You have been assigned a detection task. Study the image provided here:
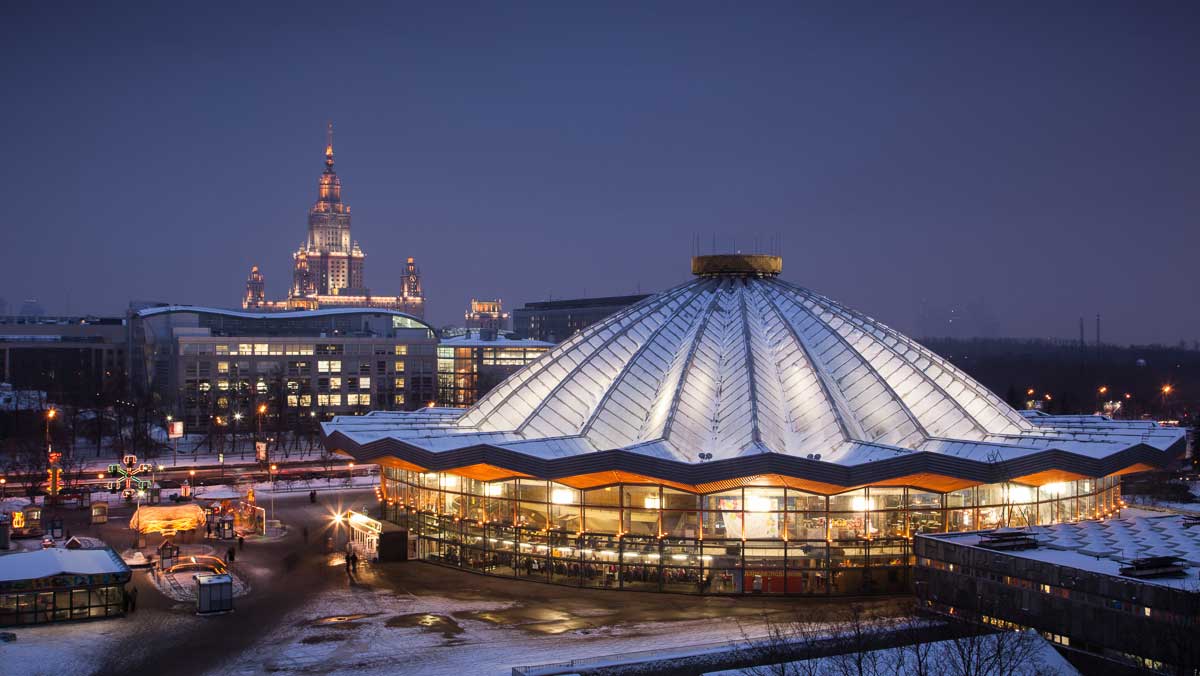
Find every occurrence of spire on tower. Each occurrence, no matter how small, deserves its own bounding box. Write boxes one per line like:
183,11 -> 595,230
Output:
324,120 -> 335,171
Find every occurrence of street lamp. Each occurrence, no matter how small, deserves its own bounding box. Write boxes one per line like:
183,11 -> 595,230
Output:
269,463 -> 278,523
0,477 -> 6,500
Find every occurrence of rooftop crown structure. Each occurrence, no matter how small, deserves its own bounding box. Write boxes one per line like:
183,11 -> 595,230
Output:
324,254 -> 1183,595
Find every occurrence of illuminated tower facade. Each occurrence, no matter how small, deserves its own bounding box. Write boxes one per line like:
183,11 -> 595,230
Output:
292,123 -> 366,297
242,123 -> 425,319
244,266 -> 266,306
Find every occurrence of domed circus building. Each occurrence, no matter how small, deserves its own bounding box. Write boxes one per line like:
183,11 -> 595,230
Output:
323,255 -> 1183,595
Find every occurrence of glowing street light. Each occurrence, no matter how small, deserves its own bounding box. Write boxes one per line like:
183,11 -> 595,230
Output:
233,412 -> 244,422
1097,386 -> 1108,395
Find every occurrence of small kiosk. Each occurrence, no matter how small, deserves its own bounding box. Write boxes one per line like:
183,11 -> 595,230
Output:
195,573 -> 233,615
158,540 -> 181,570
90,502 -> 109,525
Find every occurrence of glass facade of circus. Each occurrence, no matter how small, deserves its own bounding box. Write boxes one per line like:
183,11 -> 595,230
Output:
380,467 -> 1123,595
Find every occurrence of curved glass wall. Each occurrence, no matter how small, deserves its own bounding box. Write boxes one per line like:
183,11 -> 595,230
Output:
380,468 -> 1121,595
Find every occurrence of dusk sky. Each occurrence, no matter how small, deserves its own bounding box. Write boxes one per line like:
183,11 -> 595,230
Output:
2,2 -> 1197,344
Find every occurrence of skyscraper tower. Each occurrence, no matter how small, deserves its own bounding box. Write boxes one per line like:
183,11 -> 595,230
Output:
245,266 -> 266,307
242,123 -> 425,318
293,122 -> 366,297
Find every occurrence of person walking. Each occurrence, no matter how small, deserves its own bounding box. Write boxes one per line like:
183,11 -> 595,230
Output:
349,551 -> 358,573
206,520 -> 212,538
129,586 -> 138,612
238,535 -> 245,550
309,490 -> 317,504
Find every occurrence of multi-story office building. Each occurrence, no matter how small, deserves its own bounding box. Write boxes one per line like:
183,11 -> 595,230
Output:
916,516 -> 1200,673
436,330 -> 552,407
130,306 -> 437,432
241,124 -> 426,318
464,299 -> 508,332
0,315 -> 127,405
512,294 -> 649,342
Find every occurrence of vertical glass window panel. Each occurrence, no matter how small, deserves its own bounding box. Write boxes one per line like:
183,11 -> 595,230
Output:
703,490 -> 742,512
661,509 -> 699,538
829,489 -> 867,513
702,541 -> 742,593
787,542 -> 828,594
551,503 -> 580,533
976,483 -> 1007,507
517,501 -> 548,530
623,485 -> 660,510
869,487 -> 905,510
702,509 -> 739,539
661,488 -> 697,511
584,486 -> 621,507
517,480 -> 548,504
743,542 -> 786,593
623,509 -> 659,537
786,490 -> 826,513
945,487 -> 975,509
583,507 -> 621,534
743,487 -> 785,513
787,511 -> 828,541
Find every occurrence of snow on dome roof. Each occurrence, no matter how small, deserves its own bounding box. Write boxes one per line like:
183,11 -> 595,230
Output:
324,255 -> 1183,487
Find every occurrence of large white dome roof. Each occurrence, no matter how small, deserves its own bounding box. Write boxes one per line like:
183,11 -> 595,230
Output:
325,255 -> 1181,489
461,267 -> 1030,462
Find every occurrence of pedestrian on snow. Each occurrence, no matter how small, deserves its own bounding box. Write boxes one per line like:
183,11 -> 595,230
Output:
309,490 -> 317,504
227,547 -> 235,563
349,552 -> 358,573
206,521 -> 212,538
129,586 -> 138,612
238,535 -> 245,550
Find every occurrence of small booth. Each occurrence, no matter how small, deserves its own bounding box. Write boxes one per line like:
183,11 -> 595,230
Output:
157,540 -> 181,570
48,518 -> 64,540
9,504 -> 43,538
0,548 -> 131,626
234,502 -> 266,536
216,515 -> 235,540
345,510 -> 382,559
195,573 -> 233,615
90,502 -> 109,525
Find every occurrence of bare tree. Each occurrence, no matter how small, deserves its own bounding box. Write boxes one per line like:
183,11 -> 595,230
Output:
3,439 -> 48,498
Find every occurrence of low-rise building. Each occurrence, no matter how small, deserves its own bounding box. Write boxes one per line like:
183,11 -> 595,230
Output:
0,547 -> 131,626
915,514 -> 1200,673
436,330 -> 552,407
512,294 -> 649,342
464,299 -> 508,332
0,315 -> 127,406
129,306 -> 437,432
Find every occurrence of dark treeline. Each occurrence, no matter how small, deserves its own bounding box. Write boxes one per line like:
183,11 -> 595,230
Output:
922,337 -> 1200,423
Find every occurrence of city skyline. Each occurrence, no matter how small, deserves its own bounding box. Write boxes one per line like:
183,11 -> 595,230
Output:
2,2 -> 1198,344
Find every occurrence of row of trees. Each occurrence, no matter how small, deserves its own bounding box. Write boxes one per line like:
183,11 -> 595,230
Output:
739,606 -> 1067,676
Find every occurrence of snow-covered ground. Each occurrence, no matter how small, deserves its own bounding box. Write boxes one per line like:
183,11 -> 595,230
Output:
210,586 -> 777,676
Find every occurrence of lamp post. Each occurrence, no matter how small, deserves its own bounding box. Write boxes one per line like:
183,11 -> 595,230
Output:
1,477 -> 6,500
1161,384 -> 1173,417
233,412 -> 244,458
269,463 -> 278,523
257,403 -> 268,467
167,414 -> 177,467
